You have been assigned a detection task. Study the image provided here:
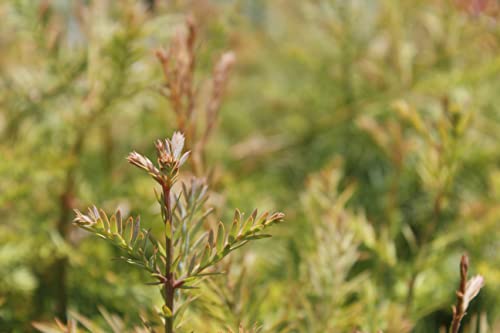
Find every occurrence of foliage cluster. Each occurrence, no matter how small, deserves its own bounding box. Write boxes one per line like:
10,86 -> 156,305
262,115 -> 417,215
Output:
0,1 -> 499,332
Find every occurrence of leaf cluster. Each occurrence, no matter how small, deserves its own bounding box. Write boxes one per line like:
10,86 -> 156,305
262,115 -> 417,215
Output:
73,132 -> 284,329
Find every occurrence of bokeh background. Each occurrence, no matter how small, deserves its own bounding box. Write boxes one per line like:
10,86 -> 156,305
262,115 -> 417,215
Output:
1,0 -> 499,332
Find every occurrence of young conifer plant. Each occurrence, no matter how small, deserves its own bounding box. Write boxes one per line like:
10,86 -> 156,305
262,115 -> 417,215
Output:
73,132 -> 284,333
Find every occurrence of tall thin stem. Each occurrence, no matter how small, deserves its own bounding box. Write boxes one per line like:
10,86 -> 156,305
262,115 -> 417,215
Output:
162,183 -> 174,333
43,129 -> 85,321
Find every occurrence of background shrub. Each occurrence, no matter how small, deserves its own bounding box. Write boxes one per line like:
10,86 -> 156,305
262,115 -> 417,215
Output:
0,1 -> 498,332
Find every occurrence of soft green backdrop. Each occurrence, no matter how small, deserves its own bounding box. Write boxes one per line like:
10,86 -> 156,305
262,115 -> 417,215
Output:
0,0 -> 499,332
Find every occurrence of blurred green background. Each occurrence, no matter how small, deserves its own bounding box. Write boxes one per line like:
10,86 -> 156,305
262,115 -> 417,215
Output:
1,0 -> 499,332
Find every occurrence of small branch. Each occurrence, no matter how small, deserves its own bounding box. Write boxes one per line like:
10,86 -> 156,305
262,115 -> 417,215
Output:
449,254 -> 484,333
405,271 -> 418,313
155,17 -> 234,178
450,255 -> 468,333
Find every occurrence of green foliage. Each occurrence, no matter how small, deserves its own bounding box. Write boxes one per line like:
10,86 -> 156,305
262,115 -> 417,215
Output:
74,132 -> 284,331
1,0 -> 499,332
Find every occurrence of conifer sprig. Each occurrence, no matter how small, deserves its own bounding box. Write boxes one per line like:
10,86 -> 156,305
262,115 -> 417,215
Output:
74,132 -> 284,332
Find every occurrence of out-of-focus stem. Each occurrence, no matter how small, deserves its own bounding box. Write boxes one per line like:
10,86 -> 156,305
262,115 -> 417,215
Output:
449,255 -> 468,333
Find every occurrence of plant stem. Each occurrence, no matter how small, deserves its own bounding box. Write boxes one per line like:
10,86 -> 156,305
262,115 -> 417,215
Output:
405,271 -> 418,313
38,130 -> 85,321
162,183 -> 174,333
449,255 -> 468,333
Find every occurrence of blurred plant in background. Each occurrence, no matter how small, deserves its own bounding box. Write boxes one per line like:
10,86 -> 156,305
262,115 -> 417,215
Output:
0,0 -> 156,328
293,163 -> 412,332
0,0 -> 499,332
